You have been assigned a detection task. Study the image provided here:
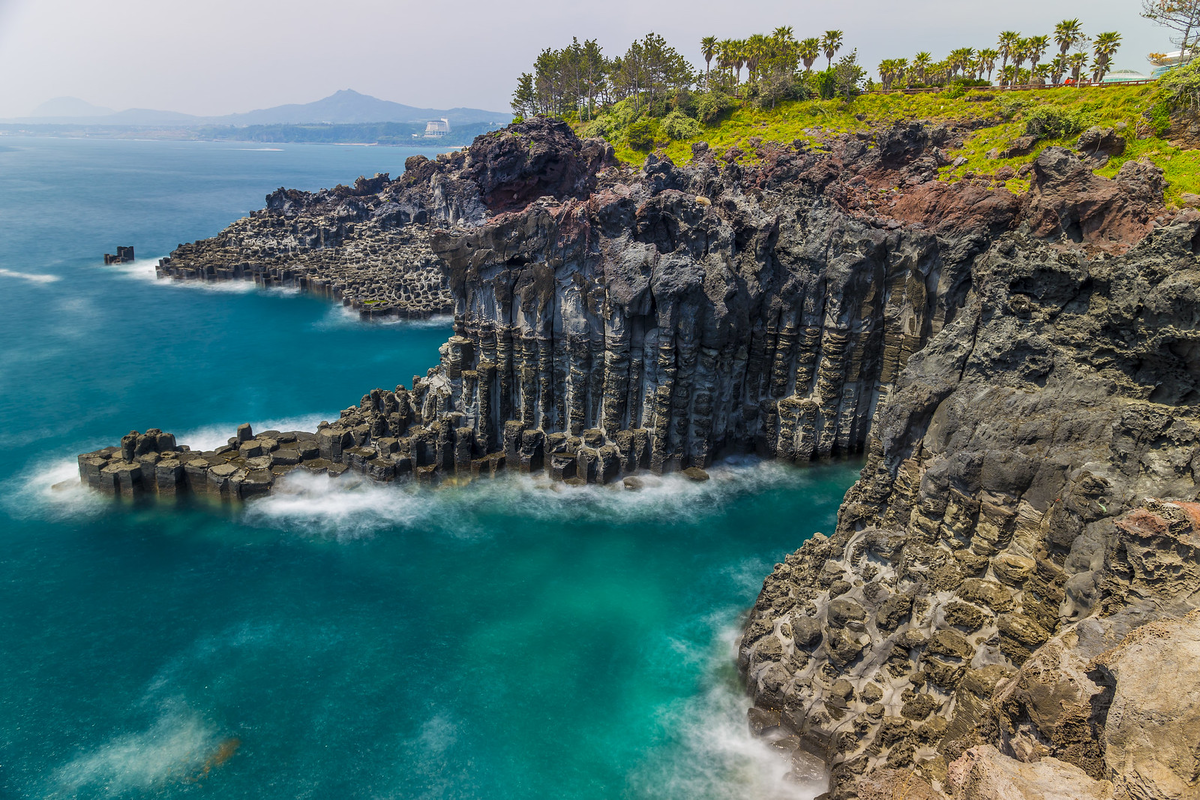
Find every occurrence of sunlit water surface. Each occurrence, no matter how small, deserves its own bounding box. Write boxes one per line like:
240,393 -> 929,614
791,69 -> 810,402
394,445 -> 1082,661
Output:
0,137 -> 859,799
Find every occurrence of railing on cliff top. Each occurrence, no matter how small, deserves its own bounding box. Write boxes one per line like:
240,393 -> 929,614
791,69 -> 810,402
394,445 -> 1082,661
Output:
868,79 -> 1156,95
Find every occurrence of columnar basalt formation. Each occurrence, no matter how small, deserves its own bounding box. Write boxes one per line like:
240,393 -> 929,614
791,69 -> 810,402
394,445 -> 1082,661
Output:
82,118 -> 1200,798
156,171 -> 457,318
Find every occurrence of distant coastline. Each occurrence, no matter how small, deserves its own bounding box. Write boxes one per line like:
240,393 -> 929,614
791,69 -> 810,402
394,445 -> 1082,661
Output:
0,121 -> 501,147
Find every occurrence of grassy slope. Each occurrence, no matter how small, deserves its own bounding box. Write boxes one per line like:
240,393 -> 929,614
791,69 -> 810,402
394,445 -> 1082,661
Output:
589,86 -> 1200,208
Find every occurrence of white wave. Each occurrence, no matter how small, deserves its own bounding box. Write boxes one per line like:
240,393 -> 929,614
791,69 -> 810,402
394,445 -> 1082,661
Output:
233,147 -> 283,151
240,456 -> 820,541
49,704 -> 221,796
311,304 -> 455,331
243,470 -> 462,541
105,257 -> 258,293
1,455 -> 107,521
0,267 -> 60,283
628,621 -> 828,800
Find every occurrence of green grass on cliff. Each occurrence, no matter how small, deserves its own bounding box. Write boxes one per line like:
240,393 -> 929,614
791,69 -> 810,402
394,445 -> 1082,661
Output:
583,84 -> 1200,208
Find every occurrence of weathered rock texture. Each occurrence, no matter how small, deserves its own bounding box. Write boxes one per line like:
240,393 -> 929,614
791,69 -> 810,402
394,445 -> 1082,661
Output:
84,119 -> 1200,799
739,141 -> 1200,796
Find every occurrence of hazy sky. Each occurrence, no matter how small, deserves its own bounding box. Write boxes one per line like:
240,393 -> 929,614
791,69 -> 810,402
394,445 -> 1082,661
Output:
0,0 -> 1170,118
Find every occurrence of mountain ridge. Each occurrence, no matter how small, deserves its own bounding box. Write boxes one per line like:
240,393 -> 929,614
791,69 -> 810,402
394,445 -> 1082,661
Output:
10,89 -> 508,127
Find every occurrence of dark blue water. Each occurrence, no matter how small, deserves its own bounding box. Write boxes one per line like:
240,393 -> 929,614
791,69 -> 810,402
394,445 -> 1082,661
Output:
0,136 -> 857,799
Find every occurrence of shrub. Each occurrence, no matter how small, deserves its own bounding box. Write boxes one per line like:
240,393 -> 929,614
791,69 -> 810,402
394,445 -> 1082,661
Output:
1024,105 -> 1091,139
995,95 -> 1031,121
755,73 -> 812,108
697,91 -> 738,124
626,118 -> 659,150
578,114 -> 618,140
1156,61 -> 1200,115
661,110 -> 700,141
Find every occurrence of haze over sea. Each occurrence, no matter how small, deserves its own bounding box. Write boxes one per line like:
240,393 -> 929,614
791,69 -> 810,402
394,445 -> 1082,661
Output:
0,136 -> 858,799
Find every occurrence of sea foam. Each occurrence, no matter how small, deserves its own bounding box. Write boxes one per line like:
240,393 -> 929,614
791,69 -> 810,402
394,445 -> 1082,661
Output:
49,703 -> 221,796
0,267 -> 60,284
627,621 -> 828,800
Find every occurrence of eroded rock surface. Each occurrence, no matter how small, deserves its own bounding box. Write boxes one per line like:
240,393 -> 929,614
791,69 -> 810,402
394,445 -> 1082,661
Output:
83,120 -> 1200,799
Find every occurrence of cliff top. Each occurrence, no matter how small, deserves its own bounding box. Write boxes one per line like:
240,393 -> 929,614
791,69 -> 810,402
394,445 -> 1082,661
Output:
580,84 -> 1200,208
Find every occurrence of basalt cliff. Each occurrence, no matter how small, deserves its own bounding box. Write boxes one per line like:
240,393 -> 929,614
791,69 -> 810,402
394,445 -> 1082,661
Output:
82,118 -> 1200,799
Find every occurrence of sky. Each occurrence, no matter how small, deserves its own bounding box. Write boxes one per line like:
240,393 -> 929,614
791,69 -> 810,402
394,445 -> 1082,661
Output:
0,0 -> 1172,118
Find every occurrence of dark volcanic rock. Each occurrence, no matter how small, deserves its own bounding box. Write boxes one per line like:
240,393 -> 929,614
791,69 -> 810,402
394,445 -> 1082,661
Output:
464,117 -> 614,213
83,118 -> 1200,800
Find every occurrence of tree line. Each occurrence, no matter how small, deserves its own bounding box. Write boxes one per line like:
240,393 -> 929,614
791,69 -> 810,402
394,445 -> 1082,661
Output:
510,29 -> 865,123
510,34 -> 693,120
876,20 -> 1123,91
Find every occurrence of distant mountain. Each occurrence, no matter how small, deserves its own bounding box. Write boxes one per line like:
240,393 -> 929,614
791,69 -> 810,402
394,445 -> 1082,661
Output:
7,90 -> 508,128
30,97 -> 113,117
222,89 -> 508,126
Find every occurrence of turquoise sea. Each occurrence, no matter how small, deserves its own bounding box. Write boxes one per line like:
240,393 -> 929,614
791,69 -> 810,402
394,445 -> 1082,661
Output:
0,136 -> 859,799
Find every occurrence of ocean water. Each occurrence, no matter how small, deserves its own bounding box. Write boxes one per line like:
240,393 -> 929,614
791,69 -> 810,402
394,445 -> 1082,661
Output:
0,136 -> 861,799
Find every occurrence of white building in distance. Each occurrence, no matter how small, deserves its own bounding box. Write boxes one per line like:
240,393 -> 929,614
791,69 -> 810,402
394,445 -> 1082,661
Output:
423,118 -> 451,138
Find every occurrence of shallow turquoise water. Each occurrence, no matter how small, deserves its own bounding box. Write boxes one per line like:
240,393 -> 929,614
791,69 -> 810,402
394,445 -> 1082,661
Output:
0,137 -> 859,799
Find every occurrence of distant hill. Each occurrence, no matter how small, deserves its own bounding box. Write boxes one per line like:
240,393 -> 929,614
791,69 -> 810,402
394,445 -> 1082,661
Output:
7,90 -> 508,128
30,97 -> 113,117
222,89 -> 508,126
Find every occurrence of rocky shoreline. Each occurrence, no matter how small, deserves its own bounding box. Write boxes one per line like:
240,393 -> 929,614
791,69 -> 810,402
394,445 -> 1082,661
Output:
82,118 -> 1200,798
155,171 -> 454,319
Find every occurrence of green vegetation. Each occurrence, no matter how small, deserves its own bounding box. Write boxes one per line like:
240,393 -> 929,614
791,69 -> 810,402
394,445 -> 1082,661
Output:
583,77 -> 1200,207
880,19 -> 1122,91
511,27 -> 1200,207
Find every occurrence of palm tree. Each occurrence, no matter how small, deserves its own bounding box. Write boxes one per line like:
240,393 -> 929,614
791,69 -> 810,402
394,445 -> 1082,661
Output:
773,26 -> 794,43
998,31 -> 1021,83
1027,35 -> 1049,73
1055,19 -> 1084,57
821,30 -> 844,69
1031,63 -> 1050,85
1000,64 -> 1019,86
1011,38 -> 1030,83
717,39 -> 737,83
700,36 -> 718,81
879,58 -> 907,91
912,51 -> 933,85
733,39 -> 747,86
1068,51 -> 1088,84
948,47 -> 975,78
745,33 -> 770,83
798,37 -> 821,72
978,48 -> 999,83
1091,31 -> 1122,82
1050,54 -> 1069,85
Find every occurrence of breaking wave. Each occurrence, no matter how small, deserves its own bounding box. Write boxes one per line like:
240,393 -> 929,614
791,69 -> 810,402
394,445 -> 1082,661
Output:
629,620 -> 827,800
312,304 -> 454,331
241,456 -> 837,540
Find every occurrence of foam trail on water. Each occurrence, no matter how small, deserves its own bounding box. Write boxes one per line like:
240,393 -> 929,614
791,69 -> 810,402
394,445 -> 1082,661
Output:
628,620 -> 828,800
243,471 -> 470,541
241,456 -> 833,541
2,456 -> 108,521
0,267 -> 60,284
106,257 -> 257,293
48,703 -> 220,796
312,305 -> 455,331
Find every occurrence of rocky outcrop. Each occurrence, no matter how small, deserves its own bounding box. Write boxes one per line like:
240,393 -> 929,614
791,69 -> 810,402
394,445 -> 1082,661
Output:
83,118 -> 1200,799
155,119 -> 614,319
739,144 -> 1200,795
